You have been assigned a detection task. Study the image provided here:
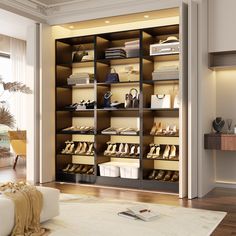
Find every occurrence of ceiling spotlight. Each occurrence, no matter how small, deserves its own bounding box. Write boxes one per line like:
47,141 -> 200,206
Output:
144,15 -> 149,18
105,20 -> 110,24
69,25 -> 74,29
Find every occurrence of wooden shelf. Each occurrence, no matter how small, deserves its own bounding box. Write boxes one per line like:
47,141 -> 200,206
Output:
204,133 -> 236,151
55,23 -> 185,194
209,51 -> 236,70
96,57 -> 140,65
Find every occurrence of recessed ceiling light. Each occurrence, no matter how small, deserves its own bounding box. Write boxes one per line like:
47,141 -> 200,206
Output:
105,20 -> 110,24
144,15 -> 149,18
69,25 -> 74,29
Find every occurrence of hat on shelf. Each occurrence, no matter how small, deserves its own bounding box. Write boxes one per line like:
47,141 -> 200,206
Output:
160,36 -> 179,44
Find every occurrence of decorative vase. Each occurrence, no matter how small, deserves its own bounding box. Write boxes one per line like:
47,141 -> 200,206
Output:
212,117 -> 225,133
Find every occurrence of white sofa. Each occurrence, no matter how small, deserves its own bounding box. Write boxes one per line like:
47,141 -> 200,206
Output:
0,186 -> 60,236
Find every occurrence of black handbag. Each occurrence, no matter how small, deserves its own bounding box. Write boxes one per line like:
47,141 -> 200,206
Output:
125,88 -> 139,108
106,68 -> 119,83
103,91 -> 112,108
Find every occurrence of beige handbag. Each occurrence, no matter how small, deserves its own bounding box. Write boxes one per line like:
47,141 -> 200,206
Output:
151,94 -> 171,109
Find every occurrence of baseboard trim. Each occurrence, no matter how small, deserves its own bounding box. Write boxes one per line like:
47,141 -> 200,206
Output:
215,181 -> 236,189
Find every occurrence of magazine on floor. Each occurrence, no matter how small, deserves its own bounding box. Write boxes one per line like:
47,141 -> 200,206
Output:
118,205 -> 160,221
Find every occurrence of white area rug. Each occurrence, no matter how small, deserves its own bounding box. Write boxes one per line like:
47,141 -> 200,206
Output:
43,194 -> 226,236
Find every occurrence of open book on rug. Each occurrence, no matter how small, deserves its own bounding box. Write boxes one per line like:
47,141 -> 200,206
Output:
118,205 -> 160,221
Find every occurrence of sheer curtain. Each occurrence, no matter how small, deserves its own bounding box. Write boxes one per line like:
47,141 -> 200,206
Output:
10,37 -> 26,130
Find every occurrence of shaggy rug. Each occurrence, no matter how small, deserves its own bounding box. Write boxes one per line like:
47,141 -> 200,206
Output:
42,194 -> 226,236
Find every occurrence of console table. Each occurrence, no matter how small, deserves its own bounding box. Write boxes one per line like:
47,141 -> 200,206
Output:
204,133 -> 236,151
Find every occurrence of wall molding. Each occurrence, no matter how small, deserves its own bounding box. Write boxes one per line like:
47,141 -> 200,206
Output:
215,181 -> 236,189
0,0 -> 180,25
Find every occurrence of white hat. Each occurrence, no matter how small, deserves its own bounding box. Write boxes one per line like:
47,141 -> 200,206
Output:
160,36 -> 179,44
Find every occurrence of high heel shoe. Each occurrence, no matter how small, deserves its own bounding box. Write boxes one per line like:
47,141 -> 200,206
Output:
81,165 -> 90,174
110,143 -> 117,156
61,141 -> 72,154
67,142 -> 75,154
155,170 -> 166,180
120,143 -> 129,157
150,122 -> 157,135
86,166 -> 94,175
163,145 -> 170,159
170,171 -> 179,182
62,163 -> 72,172
116,143 -> 124,157
129,145 -> 136,156
68,164 -> 78,172
147,144 -> 155,158
74,142 -> 82,154
152,145 -> 160,159
86,143 -> 94,155
148,170 -> 158,180
163,170 -> 173,181
74,164 -> 84,173
170,125 -> 177,135
169,145 -> 177,159
155,122 -> 163,135
163,125 -> 170,135
104,142 -> 113,156
79,142 -> 87,154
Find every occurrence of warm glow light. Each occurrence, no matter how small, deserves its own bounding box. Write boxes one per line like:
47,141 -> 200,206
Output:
105,20 -> 110,24
144,15 -> 149,18
69,25 -> 74,29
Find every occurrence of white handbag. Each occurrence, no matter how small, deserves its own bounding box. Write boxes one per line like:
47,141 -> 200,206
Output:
151,94 -> 171,109
173,93 -> 180,108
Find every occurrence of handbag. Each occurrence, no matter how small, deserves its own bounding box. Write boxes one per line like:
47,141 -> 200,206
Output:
173,93 -> 180,108
125,88 -> 139,108
151,94 -> 171,109
103,91 -> 112,108
106,68 -> 119,83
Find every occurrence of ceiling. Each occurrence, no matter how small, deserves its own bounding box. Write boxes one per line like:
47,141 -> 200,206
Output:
29,0 -> 83,7
61,8 -> 179,30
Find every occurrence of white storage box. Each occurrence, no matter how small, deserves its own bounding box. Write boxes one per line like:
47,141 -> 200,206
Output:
152,70 -> 179,81
150,42 -> 179,56
119,163 -> 139,179
98,162 -> 120,177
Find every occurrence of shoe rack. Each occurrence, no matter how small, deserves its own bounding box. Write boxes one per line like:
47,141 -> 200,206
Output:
55,23 -> 187,195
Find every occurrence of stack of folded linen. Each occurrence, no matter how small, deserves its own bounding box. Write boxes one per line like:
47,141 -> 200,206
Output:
67,73 -> 94,85
152,65 -> 179,81
124,40 -> 140,58
105,47 -> 126,59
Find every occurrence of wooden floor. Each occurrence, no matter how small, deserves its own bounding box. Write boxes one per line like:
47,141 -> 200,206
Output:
42,182 -> 236,236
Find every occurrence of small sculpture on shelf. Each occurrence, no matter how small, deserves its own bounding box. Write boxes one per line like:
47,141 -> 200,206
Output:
212,117 -> 225,133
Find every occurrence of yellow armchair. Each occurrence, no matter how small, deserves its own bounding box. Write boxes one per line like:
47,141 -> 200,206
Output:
8,131 -> 26,170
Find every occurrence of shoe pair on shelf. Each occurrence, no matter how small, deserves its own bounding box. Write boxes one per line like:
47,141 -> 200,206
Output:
64,100 -> 95,111
148,169 -> 179,182
101,127 -> 139,135
147,144 -> 178,160
104,142 -> 140,157
150,122 -> 178,136
76,100 -> 95,110
61,141 -> 94,155
62,164 -> 94,175
62,126 -> 94,134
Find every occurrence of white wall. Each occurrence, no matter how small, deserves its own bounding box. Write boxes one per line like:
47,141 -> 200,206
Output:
209,0 -> 236,52
39,23 -> 55,183
215,70 -> 236,187
196,0 -> 216,197
25,23 -> 40,184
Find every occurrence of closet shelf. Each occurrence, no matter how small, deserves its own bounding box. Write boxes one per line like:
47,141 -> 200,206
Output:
96,57 -> 140,65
